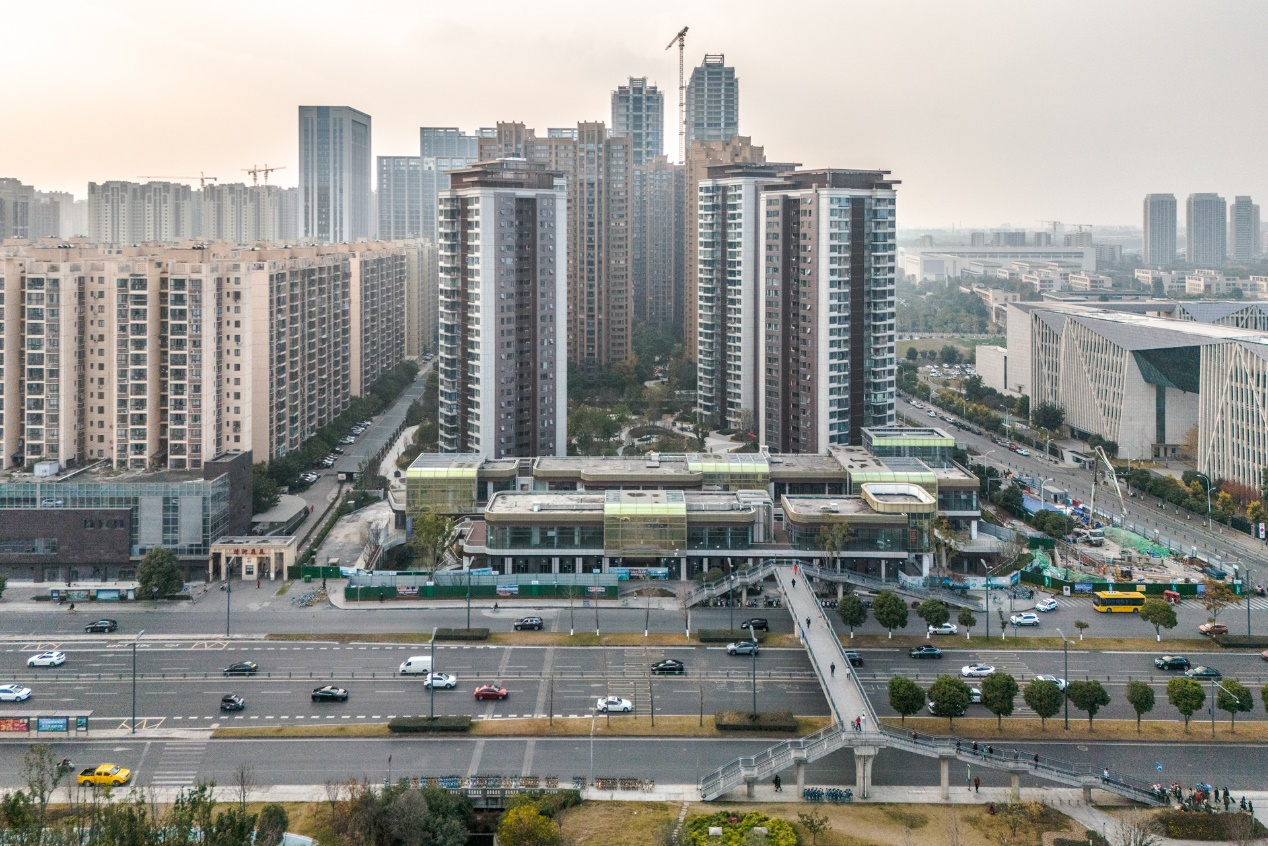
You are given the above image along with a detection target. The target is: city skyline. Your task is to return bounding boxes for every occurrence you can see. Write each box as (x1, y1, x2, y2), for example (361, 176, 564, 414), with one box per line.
(4, 0, 1267, 227)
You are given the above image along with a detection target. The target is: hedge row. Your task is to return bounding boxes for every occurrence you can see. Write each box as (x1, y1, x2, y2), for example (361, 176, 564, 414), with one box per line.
(714, 710, 798, 732)
(387, 716, 472, 733)
(697, 629, 766, 643)
(1158, 811, 1266, 841)
(435, 628, 490, 641)
(1213, 635, 1268, 648)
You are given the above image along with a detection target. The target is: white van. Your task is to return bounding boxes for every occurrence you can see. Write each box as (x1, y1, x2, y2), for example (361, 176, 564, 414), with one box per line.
(398, 656, 433, 675)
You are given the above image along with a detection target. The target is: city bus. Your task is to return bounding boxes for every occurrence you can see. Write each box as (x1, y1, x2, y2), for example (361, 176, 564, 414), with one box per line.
(1092, 590, 1146, 613)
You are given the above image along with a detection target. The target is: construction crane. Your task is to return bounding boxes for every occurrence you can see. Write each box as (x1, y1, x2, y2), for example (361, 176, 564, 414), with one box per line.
(243, 164, 286, 186)
(664, 26, 688, 163)
(138, 172, 217, 190)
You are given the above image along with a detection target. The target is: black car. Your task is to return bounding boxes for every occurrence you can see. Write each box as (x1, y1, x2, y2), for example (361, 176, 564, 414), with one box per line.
(908, 646, 943, 659)
(844, 651, 864, 667)
(85, 619, 118, 633)
(222, 661, 259, 676)
(220, 694, 245, 712)
(312, 685, 349, 702)
(651, 659, 685, 675)
(1185, 666, 1222, 681)
(1154, 655, 1190, 671)
(741, 618, 769, 631)
(514, 617, 543, 631)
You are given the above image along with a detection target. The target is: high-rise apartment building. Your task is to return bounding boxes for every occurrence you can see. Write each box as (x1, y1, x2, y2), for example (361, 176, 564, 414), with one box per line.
(685, 55, 739, 146)
(683, 137, 767, 363)
(419, 128, 481, 244)
(1142, 193, 1177, 267)
(200, 184, 290, 244)
(401, 239, 438, 357)
(612, 77, 664, 166)
(0, 179, 35, 239)
(1186, 193, 1227, 266)
(642, 156, 685, 330)
(0, 241, 406, 471)
(376, 156, 423, 240)
(299, 106, 372, 243)
(1229, 195, 1261, 263)
(437, 160, 567, 458)
(87, 181, 197, 244)
(760, 170, 899, 451)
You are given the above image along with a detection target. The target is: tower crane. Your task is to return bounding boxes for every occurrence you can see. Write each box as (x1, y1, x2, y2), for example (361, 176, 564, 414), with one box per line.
(138, 172, 217, 190)
(664, 26, 688, 163)
(243, 164, 286, 186)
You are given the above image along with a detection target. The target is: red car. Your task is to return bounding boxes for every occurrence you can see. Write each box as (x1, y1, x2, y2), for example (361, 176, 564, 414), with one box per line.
(1199, 622, 1228, 636)
(474, 684, 508, 701)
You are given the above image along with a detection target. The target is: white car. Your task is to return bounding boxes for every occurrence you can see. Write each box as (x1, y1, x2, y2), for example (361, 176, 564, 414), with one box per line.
(595, 696, 633, 713)
(928, 622, 958, 636)
(27, 651, 65, 668)
(1034, 675, 1067, 691)
(928, 687, 982, 713)
(928, 410, 938, 418)
(0, 684, 32, 702)
(1010, 613, 1040, 627)
(1035, 598, 1059, 612)
(960, 664, 995, 678)
(1016, 449, 1031, 456)
(422, 672, 458, 689)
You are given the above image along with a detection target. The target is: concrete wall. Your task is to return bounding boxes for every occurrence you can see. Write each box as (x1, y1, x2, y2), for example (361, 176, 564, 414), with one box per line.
(974, 344, 1010, 395)
(1118, 358, 1158, 460)
(1004, 304, 1033, 396)
(0, 508, 131, 578)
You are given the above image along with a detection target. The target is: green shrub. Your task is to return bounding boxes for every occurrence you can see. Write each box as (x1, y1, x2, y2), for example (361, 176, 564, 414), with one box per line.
(1054, 833, 1107, 846)
(697, 629, 766, 643)
(435, 628, 490, 641)
(686, 812, 797, 846)
(1212, 635, 1268, 648)
(387, 716, 471, 733)
(1158, 811, 1266, 841)
(714, 711, 798, 732)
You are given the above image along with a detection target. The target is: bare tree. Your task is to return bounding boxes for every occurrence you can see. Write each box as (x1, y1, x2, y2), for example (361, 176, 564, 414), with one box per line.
(1110, 812, 1159, 846)
(233, 762, 256, 808)
(1226, 812, 1258, 846)
(21, 743, 67, 832)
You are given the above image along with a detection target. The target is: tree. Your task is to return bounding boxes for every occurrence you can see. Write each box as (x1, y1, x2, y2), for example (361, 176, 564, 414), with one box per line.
(991, 482, 1025, 517)
(928, 675, 971, 728)
(888, 676, 926, 726)
(1023, 679, 1063, 730)
(872, 590, 909, 638)
(252, 462, 281, 514)
(940, 344, 962, 365)
(1111, 812, 1161, 846)
(1124, 680, 1155, 733)
(498, 805, 562, 846)
(837, 595, 868, 638)
(1073, 619, 1089, 640)
(957, 607, 977, 640)
(1031, 401, 1065, 432)
(817, 522, 855, 572)
(917, 599, 950, 635)
(137, 547, 184, 599)
(255, 804, 289, 846)
(981, 672, 1018, 729)
(797, 811, 830, 846)
(0, 572, 7, 600)
(20, 743, 66, 833)
(410, 511, 459, 569)
(1167, 677, 1205, 731)
(1065, 680, 1110, 730)
(1138, 599, 1178, 642)
(1216, 678, 1254, 731)
(1201, 579, 1237, 624)
(905, 346, 919, 361)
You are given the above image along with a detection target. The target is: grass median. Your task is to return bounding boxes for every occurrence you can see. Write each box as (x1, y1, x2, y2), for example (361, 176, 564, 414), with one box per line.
(842, 634, 1224, 652)
(884, 715, 1268, 742)
(213, 723, 390, 739)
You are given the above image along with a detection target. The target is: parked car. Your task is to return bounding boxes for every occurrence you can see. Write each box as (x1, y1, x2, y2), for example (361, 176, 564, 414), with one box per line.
(1034, 598, 1059, 612)
(726, 641, 759, 656)
(908, 646, 943, 659)
(311, 685, 349, 702)
(423, 672, 458, 689)
(741, 618, 769, 631)
(1154, 655, 1191, 671)
(928, 622, 958, 636)
(595, 696, 632, 712)
(27, 651, 66, 668)
(844, 651, 864, 667)
(1185, 666, 1222, 681)
(220, 694, 245, 712)
(1009, 613, 1040, 627)
(651, 659, 685, 675)
(1033, 675, 1067, 691)
(474, 684, 508, 701)
(0, 684, 32, 702)
(85, 619, 118, 633)
(1199, 622, 1228, 636)
(223, 661, 258, 676)
(1016, 449, 1031, 456)
(960, 664, 995, 678)
(514, 617, 544, 631)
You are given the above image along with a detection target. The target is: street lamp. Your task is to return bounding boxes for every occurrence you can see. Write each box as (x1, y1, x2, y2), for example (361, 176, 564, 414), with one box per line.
(594, 568, 601, 637)
(131, 630, 145, 735)
(1212, 679, 1240, 738)
(465, 568, 472, 630)
(728, 561, 735, 632)
(225, 558, 235, 638)
(428, 626, 438, 729)
(569, 581, 575, 637)
(1194, 473, 1213, 529)
(747, 622, 758, 718)
(1245, 566, 1254, 637)
(1056, 628, 1070, 730)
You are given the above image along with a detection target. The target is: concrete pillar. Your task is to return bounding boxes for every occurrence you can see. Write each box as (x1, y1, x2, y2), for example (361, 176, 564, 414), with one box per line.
(880, 560, 886, 581)
(552, 557, 560, 574)
(853, 747, 878, 799)
(1010, 773, 1020, 801)
(745, 778, 755, 799)
(795, 761, 806, 793)
(1082, 784, 1093, 804)
(970, 519, 979, 540)
(741, 586, 748, 606)
(680, 559, 687, 581)
(837, 582, 844, 601)
(940, 757, 951, 800)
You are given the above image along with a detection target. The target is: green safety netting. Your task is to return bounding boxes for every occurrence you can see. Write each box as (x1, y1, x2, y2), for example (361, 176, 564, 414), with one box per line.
(1105, 527, 1171, 558)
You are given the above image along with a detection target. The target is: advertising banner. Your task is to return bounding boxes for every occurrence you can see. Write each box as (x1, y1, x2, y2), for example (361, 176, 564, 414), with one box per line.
(0, 718, 29, 733)
(496, 585, 519, 596)
(36, 717, 68, 733)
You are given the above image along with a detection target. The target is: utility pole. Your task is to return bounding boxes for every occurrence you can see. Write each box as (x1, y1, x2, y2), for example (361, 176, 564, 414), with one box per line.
(664, 27, 688, 163)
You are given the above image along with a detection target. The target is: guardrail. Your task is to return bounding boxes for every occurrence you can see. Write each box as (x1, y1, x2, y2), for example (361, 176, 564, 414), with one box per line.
(700, 724, 858, 800)
(684, 560, 980, 609)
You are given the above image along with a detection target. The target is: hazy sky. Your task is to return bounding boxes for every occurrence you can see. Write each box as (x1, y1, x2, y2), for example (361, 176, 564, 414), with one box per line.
(5, 0, 1266, 227)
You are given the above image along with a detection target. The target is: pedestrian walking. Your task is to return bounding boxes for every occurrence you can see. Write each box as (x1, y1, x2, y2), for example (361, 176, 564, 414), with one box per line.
(830, 662, 836, 677)
(972, 741, 978, 754)
(987, 745, 994, 756)
(973, 777, 980, 793)
(256, 580, 260, 589)
(1033, 753, 1039, 768)
(773, 774, 782, 792)
(806, 616, 811, 629)
(792, 578, 796, 589)
(1102, 769, 1110, 784)
(955, 740, 961, 753)
(1013, 749, 1019, 761)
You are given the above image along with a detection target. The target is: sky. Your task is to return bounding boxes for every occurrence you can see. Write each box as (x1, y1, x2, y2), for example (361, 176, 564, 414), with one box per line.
(5, 0, 1267, 228)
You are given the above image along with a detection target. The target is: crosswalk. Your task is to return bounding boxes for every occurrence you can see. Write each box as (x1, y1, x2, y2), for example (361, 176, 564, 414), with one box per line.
(149, 741, 206, 789)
